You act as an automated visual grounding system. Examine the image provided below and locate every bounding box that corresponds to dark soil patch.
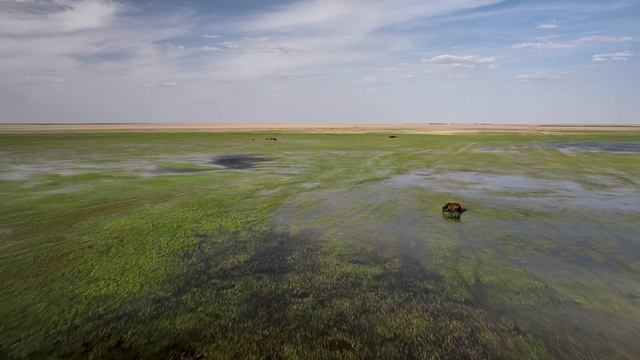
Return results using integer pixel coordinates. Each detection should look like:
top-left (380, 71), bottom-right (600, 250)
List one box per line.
top-left (211, 154), bottom-right (270, 169)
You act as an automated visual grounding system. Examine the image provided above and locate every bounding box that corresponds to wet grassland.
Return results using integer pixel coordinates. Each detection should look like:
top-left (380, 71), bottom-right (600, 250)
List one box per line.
top-left (1, 132), bottom-right (639, 359)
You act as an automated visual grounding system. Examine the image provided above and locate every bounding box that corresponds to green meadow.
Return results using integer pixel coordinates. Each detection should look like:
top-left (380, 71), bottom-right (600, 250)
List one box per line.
top-left (1, 132), bottom-right (639, 359)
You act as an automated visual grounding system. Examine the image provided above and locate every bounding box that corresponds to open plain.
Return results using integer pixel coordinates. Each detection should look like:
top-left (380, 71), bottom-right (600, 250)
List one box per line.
top-left (1, 125), bottom-right (639, 359)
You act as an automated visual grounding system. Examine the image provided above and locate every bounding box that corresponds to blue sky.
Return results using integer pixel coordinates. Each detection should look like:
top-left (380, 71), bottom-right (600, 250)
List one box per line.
top-left (0, 0), bottom-right (639, 123)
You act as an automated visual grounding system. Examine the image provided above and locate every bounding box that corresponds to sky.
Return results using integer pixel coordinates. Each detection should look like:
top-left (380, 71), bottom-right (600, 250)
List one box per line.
top-left (0, 0), bottom-right (639, 124)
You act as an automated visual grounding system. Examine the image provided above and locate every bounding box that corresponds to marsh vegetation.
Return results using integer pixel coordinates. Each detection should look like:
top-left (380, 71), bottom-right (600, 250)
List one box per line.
top-left (0, 132), bottom-right (639, 359)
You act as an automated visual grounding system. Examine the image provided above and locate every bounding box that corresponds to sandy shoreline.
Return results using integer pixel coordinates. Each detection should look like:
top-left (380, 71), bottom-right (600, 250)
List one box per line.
top-left (1, 123), bottom-right (639, 134)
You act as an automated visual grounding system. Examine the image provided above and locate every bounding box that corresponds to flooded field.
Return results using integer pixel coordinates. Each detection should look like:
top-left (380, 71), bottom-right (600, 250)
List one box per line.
top-left (0, 132), bottom-right (639, 359)
top-left (551, 141), bottom-right (640, 153)
top-left (390, 171), bottom-right (640, 212)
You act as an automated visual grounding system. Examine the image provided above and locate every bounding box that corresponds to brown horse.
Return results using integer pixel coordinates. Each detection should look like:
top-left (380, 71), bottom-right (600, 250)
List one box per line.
top-left (442, 202), bottom-right (465, 213)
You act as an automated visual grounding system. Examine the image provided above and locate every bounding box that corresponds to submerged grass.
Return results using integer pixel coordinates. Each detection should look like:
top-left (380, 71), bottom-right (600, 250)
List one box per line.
top-left (0, 131), bottom-right (639, 359)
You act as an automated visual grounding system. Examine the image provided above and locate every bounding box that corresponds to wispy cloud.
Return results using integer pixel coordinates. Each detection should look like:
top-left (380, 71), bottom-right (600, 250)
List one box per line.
top-left (146, 81), bottom-right (179, 89)
top-left (197, 0), bottom-right (503, 82)
top-left (514, 34), bottom-right (634, 50)
top-left (577, 35), bottom-right (634, 44)
top-left (537, 23), bottom-right (559, 30)
top-left (199, 46), bottom-right (223, 52)
top-left (422, 54), bottom-right (498, 69)
top-left (0, 0), bottom-right (192, 80)
top-left (592, 52), bottom-right (634, 62)
top-left (513, 41), bottom-right (575, 49)
top-left (0, 0), bottom-right (123, 34)
top-left (517, 73), bottom-right (563, 81)
top-left (240, 0), bottom-right (500, 33)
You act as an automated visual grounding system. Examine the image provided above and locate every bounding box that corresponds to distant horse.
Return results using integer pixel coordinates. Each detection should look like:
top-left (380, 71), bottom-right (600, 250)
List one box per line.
top-left (442, 202), bottom-right (465, 213)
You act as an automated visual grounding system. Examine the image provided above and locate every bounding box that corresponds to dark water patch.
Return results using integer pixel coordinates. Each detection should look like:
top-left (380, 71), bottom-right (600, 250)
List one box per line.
top-left (551, 141), bottom-right (640, 153)
top-left (211, 154), bottom-right (270, 169)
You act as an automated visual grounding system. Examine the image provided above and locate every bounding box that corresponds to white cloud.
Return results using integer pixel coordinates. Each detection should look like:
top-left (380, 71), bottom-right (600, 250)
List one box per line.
top-left (577, 35), bottom-right (634, 43)
top-left (0, 0), bottom-right (192, 99)
top-left (0, 0), bottom-right (504, 86)
top-left (199, 46), bottom-right (222, 52)
top-left (242, 0), bottom-right (358, 31)
top-left (537, 23), bottom-right (558, 30)
top-left (517, 73), bottom-right (563, 81)
top-left (513, 41), bottom-right (575, 49)
top-left (5, 72), bottom-right (69, 85)
top-left (204, 0), bottom-right (502, 82)
top-left (218, 41), bottom-right (241, 49)
top-left (422, 54), bottom-right (498, 68)
top-left (0, 0), bottom-right (122, 34)
top-left (241, 1), bottom-right (499, 47)
top-left (146, 81), bottom-right (179, 88)
top-left (514, 34), bottom-right (634, 50)
top-left (591, 52), bottom-right (634, 62)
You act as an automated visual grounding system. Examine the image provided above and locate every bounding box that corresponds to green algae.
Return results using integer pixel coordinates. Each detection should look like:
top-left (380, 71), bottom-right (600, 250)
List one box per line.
top-left (0, 131), bottom-right (639, 358)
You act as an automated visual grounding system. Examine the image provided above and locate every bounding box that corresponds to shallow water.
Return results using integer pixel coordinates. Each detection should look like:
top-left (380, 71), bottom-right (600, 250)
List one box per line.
top-left (551, 141), bottom-right (640, 153)
top-left (0, 153), bottom-right (274, 180)
top-left (390, 171), bottom-right (640, 212)
top-left (274, 174), bottom-right (640, 357)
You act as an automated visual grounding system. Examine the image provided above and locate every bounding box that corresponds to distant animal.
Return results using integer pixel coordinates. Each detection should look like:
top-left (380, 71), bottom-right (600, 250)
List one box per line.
top-left (388, 135), bottom-right (397, 139)
top-left (265, 137), bottom-right (278, 141)
top-left (442, 202), bottom-right (465, 213)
